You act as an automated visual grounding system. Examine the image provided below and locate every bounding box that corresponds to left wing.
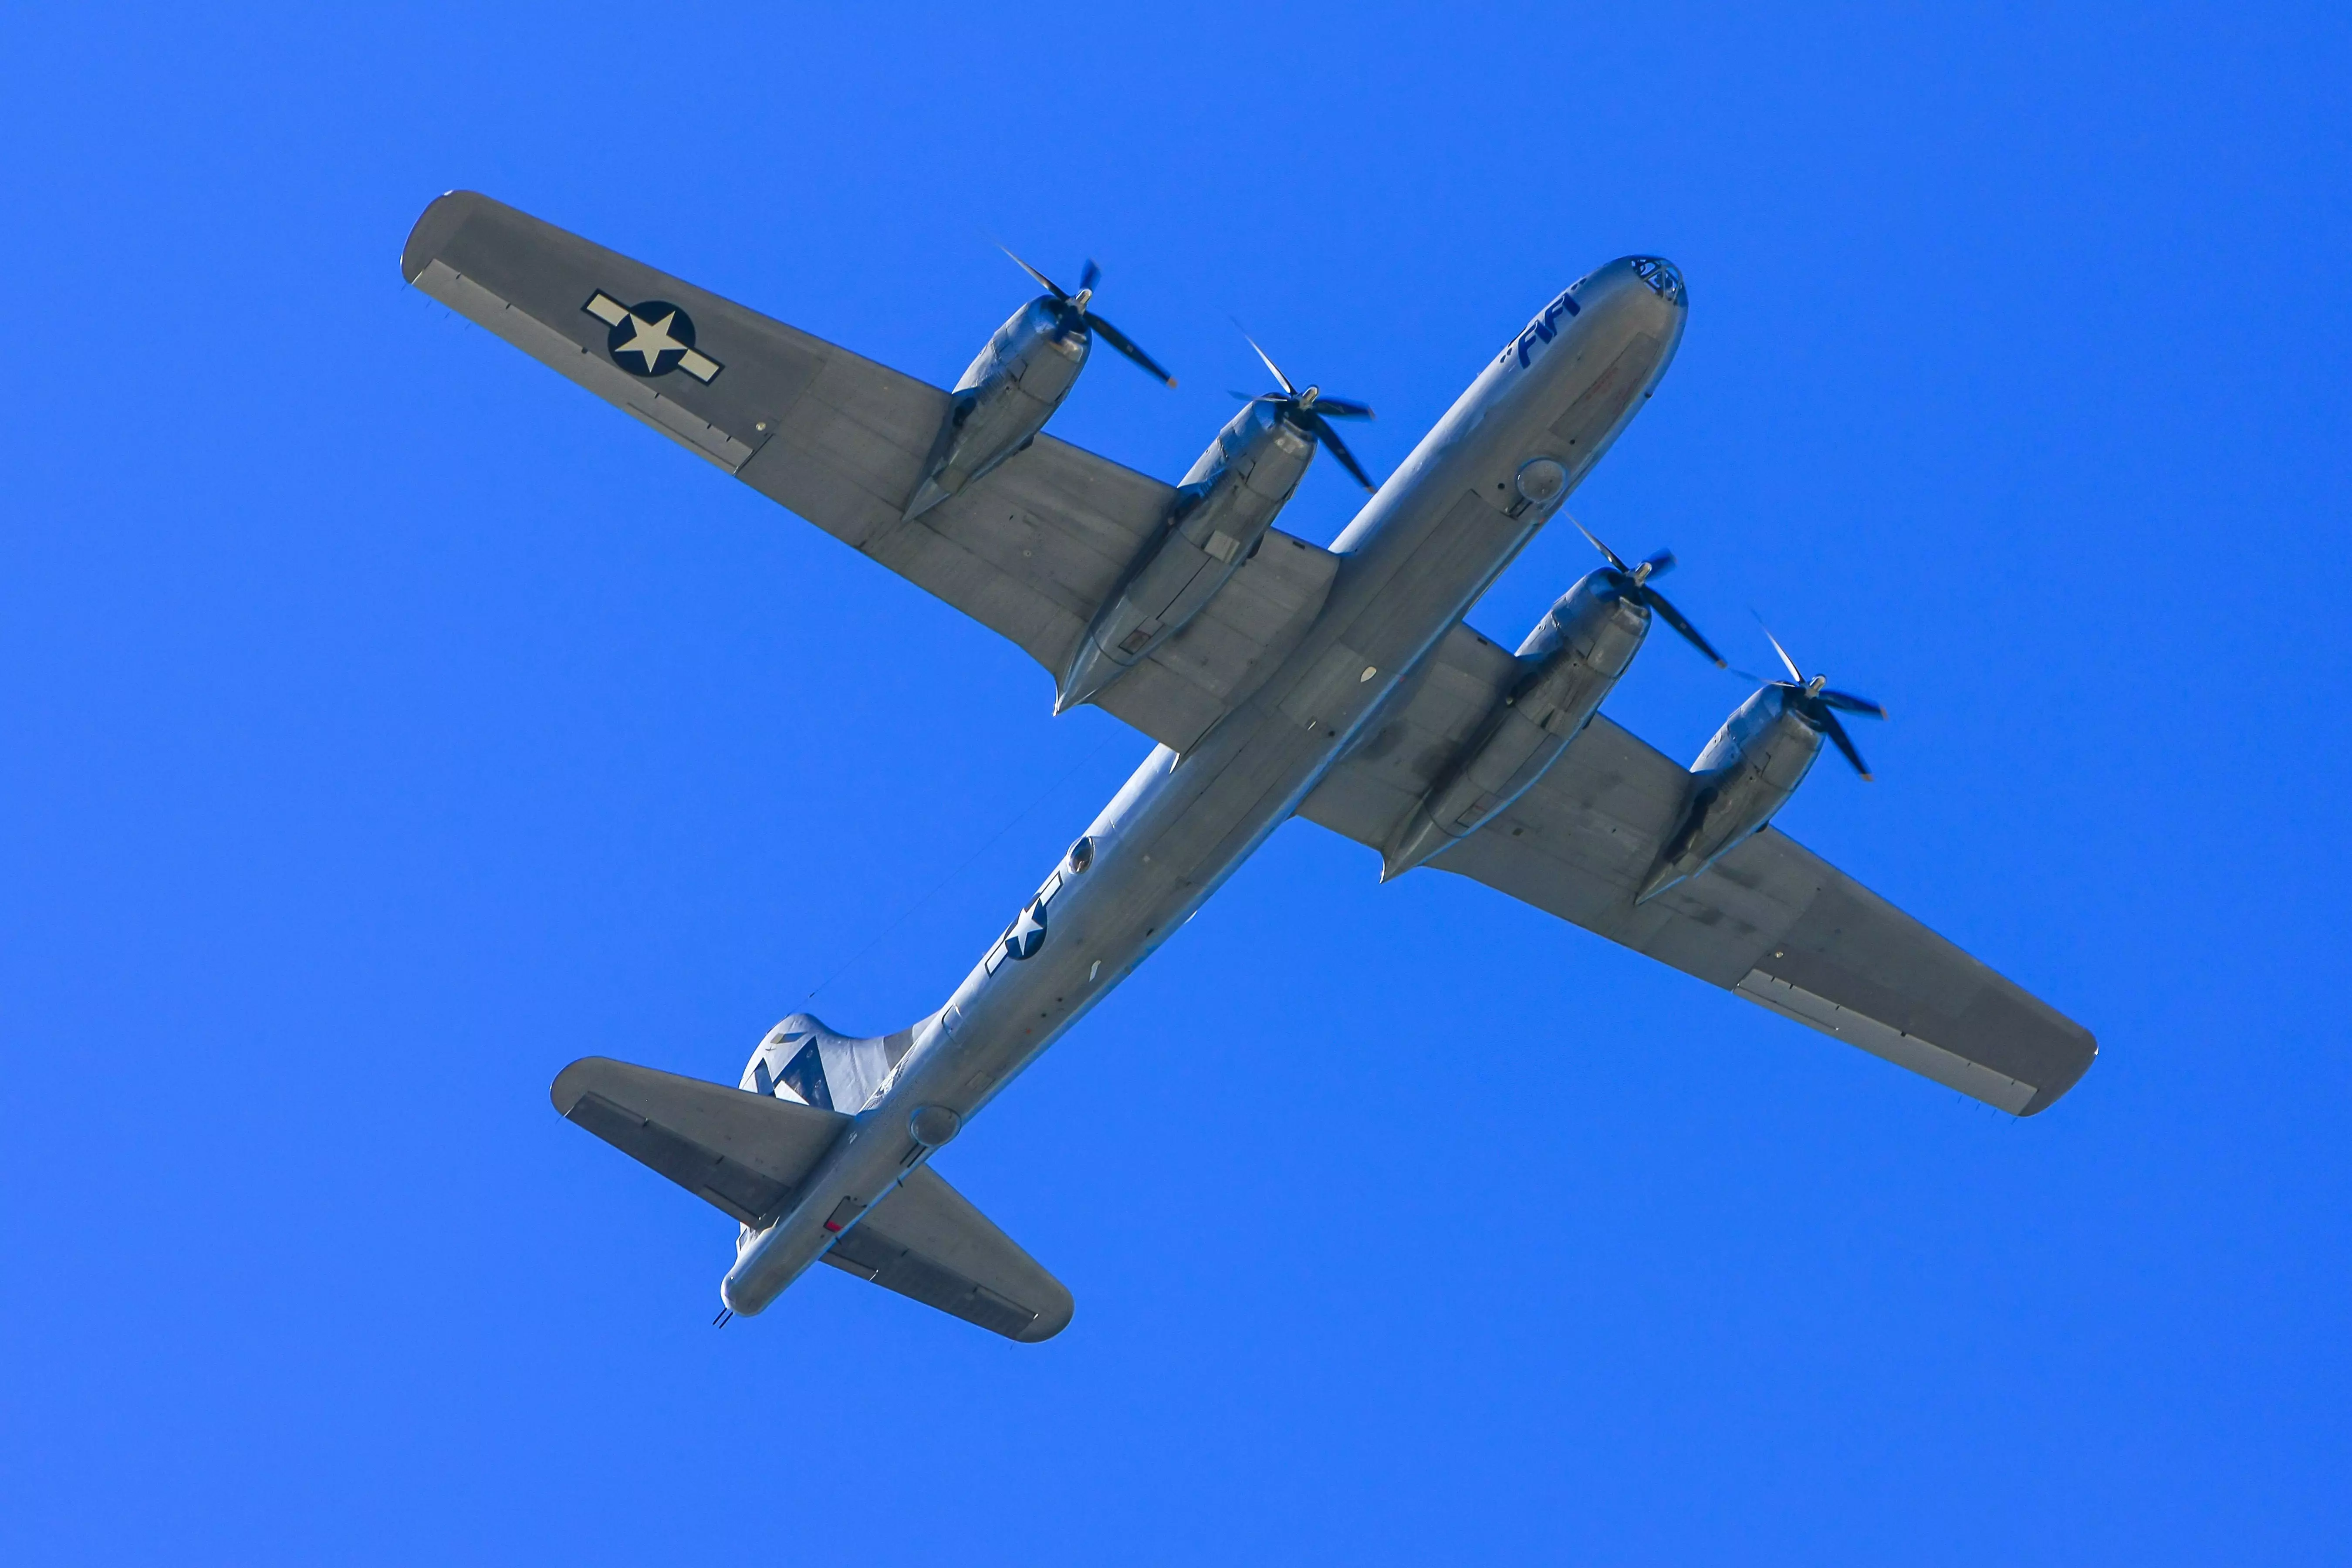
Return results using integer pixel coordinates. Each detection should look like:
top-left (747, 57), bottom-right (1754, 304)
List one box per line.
top-left (1302, 626), bottom-right (2099, 1115)
top-left (401, 192), bottom-right (1332, 752)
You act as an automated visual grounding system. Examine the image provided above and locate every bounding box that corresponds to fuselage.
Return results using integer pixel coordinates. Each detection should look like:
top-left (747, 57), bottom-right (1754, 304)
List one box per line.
top-left (723, 257), bottom-right (1689, 1314)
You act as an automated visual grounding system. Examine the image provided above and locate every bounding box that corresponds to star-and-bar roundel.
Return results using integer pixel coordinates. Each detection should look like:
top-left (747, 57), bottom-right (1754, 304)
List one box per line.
top-left (987, 895), bottom-right (1050, 973)
top-left (582, 292), bottom-right (724, 384)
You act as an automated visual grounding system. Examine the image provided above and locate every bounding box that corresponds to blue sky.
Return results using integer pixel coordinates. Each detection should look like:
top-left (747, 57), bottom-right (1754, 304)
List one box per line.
top-left (4, 2), bottom-right (2349, 1561)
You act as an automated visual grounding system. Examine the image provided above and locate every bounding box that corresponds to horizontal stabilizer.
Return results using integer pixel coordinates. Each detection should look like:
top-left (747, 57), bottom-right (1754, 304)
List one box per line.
top-left (552, 1056), bottom-right (848, 1226)
top-left (825, 1167), bottom-right (1074, 1342)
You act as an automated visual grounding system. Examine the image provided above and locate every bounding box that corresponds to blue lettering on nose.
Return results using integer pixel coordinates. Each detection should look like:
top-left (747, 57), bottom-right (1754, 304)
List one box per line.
top-left (1507, 288), bottom-right (1583, 368)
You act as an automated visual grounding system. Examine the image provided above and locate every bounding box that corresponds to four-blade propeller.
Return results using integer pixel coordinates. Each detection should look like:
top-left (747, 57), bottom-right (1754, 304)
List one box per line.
top-left (1236, 330), bottom-right (1380, 491)
top-left (1568, 517), bottom-right (1727, 667)
top-left (1748, 619), bottom-right (1889, 780)
top-left (997, 260), bottom-right (1889, 770)
top-left (1001, 248), bottom-right (1178, 387)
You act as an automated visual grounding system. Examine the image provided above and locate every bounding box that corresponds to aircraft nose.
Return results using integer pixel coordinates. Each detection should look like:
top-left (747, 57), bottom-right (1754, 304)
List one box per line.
top-left (1625, 256), bottom-right (1686, 308)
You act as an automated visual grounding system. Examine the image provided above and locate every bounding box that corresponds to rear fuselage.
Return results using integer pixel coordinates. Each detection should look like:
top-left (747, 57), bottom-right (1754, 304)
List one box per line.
top-left (723, 258), bottom-right (1689, 1314)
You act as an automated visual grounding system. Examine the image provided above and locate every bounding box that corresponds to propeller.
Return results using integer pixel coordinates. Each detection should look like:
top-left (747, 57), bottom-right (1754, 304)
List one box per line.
top-left (1567, 517), bottom-right (1726, 667)
top-left (1000, 248), bottom-right (1176, 387)
top-left (1746, 618), bottom-right (1888, 780)
top-left (1234, 330), bottom-right (1379, 490)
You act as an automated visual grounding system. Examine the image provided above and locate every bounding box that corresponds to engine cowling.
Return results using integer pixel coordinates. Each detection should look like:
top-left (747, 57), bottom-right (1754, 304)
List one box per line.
top-left (1054, 396), bottom-right (1316, 712)
top-left (1636, 686), bottom-right (1825, 902)
top-left (902, 297), bottom-right (1090, 521)
top-left (1379, 564), bottom-right (1652, 878)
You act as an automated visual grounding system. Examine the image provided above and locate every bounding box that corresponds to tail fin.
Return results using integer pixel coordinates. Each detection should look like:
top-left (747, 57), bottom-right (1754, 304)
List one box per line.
top-left (740, 1012), bottom-right (920, 1114)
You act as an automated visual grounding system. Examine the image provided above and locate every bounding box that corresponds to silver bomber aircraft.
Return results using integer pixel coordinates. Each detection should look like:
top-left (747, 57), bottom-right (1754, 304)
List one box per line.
top-left (402, 193), bottom-right (2097, 1342)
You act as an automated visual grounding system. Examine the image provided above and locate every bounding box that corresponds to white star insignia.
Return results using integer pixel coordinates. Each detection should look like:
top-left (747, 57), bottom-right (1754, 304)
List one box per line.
top-left (582, 292), bottom-right (724, 384)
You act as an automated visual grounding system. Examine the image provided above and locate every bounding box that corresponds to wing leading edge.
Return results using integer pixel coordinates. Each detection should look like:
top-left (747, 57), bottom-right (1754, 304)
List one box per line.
top-left (401, 191), bottom-right (1334, 754)
top-left (1302, 626), bottom-right (2097, 1115)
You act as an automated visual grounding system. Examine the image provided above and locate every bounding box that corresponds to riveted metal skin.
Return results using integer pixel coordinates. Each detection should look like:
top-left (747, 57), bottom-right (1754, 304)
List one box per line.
top-left (902, 297), bottom-right (1091, 520)
top-left (723, 258), bottom-right (1686, 1317)
top-left (1056, 398), bottom-right (1317, 712)
top-left (1381, 565), bottom-right (1653, 879)
top-left (1638, 686), bottom-right (1827, 903)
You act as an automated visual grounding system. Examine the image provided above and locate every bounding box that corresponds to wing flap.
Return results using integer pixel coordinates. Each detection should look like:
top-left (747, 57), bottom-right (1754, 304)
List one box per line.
top-left (551, 1057), bottom-right (848, 1226)
top-left (1304, 626), bottom-right (2098, 1113)
top-left (822, 1166), bottom-right (1074, 1342)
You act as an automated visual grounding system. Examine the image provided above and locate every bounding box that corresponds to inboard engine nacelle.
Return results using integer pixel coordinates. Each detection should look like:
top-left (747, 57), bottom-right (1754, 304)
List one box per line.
top-left (1057, 340), bottom-right (1376, 714)
top-left (1382, 521), bottom-right (1724, 879)
top-left (1055, 396), bottom-right (1316, 712)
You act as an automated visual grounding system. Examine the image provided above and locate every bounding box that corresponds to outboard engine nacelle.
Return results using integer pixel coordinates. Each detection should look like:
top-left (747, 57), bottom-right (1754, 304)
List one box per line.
top-left (1637, 686), bottom-right (1825, 903)
top-left (902, 299), bottom-right (1087, 521)
top-left (1382, 523), bottom-right (1724, 879)
top-left (1637, 631), bottom-right (1885, 903)
top-left (903, 254), bottom-right (1174, 523)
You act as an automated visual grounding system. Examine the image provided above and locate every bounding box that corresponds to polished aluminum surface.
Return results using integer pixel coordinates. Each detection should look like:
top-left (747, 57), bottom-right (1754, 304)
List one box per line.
top-left (1638, 685), bottom-right (1827, 903)
top-left (1379, 566), bottom-right (1654, 878)
top-left (902, 296), bottom-right (1090, 520)
top-left (1056, 398), bottom-right (1318, 710)
top-left (724, 259), bottom-right (1686, 1313)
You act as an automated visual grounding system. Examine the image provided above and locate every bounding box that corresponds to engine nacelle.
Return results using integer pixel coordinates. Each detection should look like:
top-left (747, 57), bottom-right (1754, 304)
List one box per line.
top-left (902, 296), bottom-right (1090, 520)
top-left (1379, 566), bottom-right (1655, 877)
top-left (1636, 686), bottom-right (1825, 902)
top-left (1055, 397), bottom-right (1316, 712)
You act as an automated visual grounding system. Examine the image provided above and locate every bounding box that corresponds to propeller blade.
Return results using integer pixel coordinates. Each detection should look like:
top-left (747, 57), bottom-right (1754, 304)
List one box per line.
top-left (1084, 310), bottom-right (1177, 387)
top-left (1240, 329), bottom-right (1297, 397)
top-left (1079, 257), bottom-right (1102, 294)
top-left (1819, 688), bottom-right (1888, 719)
top-left (1636, 586), bottom-right (1726, 667)
top-left (1639, 548), bottom-right (1677, 578)
top-left (999, 245), bottom-right (1067, 301)
top-left (1757, 618), bottom-right (1805, 684)
top-left (1567, 514), bottom-right (1633, 575)
top-left (1306, 412), bottom-right (1376, 490)
top-left (1306, 395), bottom-right (1375, 419)
top-left (1816, 705), bottom-right (1874, 780)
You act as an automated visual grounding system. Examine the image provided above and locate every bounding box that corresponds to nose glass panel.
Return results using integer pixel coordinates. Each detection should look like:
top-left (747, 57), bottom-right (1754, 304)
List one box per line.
top-left (1629, 257), bottom-right (1686, 307)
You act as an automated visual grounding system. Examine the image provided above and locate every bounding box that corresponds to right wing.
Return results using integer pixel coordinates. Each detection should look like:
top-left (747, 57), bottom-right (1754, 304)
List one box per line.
top-left (401, 191), bottom-right (1334, 753)
top-left (1303, 626), bottom-right (2099, 1115)
top-left (823, 1167), bottom-right (1075, 1343)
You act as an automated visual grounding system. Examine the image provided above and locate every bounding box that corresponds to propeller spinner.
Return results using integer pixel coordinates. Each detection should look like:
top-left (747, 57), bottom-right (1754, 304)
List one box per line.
top-left (1233, 331), bottom-right (1379, 491)
top-left (1748, 620), bottom-right (1888, 780)
top-left (1568, 517), bottom-right (1727, 667)
top-left (1000, 249), bottom-right (1176, 387)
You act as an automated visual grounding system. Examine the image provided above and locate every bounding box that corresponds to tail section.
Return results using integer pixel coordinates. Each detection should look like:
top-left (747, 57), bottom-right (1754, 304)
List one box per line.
top-left (551, 1016), bottom-right (1072, 1341)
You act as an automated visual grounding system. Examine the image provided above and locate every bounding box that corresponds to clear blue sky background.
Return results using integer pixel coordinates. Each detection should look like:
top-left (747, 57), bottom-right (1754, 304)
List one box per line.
top-left (5, 3), bottom-right (2348, 1561)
